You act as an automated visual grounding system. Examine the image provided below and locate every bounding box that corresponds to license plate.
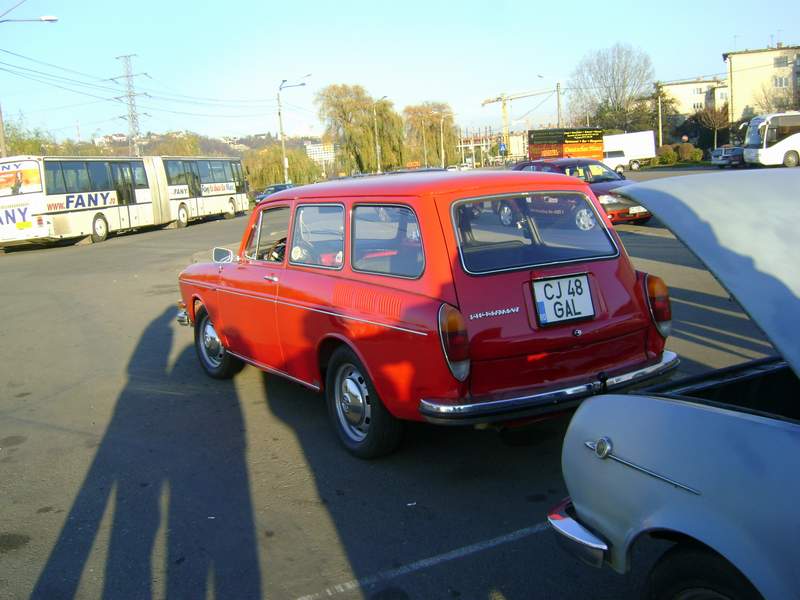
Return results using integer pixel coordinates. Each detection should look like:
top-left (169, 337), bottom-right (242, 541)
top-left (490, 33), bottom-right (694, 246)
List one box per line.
top-left (629, 206), bottom-right (647, 214)
top-left (532, 275), bottom-right (595, 326)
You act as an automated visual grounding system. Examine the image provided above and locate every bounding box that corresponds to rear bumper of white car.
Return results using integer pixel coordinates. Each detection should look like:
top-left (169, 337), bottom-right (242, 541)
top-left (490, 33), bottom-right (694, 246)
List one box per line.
top-left (547, 497), bottom-right (608, 568)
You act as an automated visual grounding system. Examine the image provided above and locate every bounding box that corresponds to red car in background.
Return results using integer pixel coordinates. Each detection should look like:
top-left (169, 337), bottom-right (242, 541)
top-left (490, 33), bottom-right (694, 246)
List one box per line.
top-left (512, 158), bottom-right (652, 225)
top-left (177, 171), bottom-right (677, 458)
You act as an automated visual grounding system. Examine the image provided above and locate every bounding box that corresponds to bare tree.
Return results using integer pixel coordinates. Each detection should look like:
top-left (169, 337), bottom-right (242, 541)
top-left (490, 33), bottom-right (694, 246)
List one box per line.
top-left (754, 83), bottom-right (795, 114)
top-left (695, 103), bottom-right (729, 148)
top-left (567, 43), bottom-right (654, 129)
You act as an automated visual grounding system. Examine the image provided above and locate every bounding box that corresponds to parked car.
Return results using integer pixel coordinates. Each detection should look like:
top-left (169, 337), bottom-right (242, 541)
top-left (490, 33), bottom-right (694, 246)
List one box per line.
top-left (710, 145), bottom-right (745, 168)
top-left (511, 158), bottom-right (651, 225)
top-left (255, 182), bottom-right (293, 201)
top-left (176, 170), bottom-right (677, 458)
top-left (548, 169), bottom-right (800, 600)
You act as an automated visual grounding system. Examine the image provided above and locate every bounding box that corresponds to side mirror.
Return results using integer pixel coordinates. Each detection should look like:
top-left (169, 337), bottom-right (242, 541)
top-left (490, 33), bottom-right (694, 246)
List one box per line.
top-left (212, 247), bottom-right (234, 264)
top-left (618, 172), bottom-right (626, 180)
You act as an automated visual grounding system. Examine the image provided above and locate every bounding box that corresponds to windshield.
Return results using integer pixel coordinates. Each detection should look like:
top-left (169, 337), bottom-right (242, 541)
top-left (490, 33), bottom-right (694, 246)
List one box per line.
top-left (585, 163), bottom-right (621, 183)
top-left (0, 160), bottom-right (43, 197)
top-left (454, 192), bottom-right (617, 274)
top-left (744, 119), bottom-right (765, 148)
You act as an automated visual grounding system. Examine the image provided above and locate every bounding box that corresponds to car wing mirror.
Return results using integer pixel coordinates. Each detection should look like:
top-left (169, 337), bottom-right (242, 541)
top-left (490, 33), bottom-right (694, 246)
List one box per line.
top-left (212, 247), bottom-right (235, 264)
top-left (618, 172), bottom-right (626, 179)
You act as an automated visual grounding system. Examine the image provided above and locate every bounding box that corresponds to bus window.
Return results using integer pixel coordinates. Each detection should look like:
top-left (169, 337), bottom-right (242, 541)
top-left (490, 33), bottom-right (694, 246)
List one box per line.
top-left (165, 160), bottom-right (186, 185)
top-left (61, 161), bottom-right (92, 194)
top-left (223, 161), bottom-right (233, 182)
top-left (197, 160), bottom-right (213, 184)
top-left (87, 161), bottom-right (112, 191)
top-left (132, 161), bottom-right (148, 189)
top-left (210, 160), bottom-right (227, 183)
top-left (45, 162), bottom-right (66, 195)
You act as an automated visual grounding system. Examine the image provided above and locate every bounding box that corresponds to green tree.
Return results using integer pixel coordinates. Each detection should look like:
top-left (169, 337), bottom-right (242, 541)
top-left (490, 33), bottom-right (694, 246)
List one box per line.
top-left (403, 102), bottom-right (458, 168)
top-left (146, 133), bottom-right (202, 156)
top-left (242, 145), bottom-right (321, 191)
top-left (316, 84), bottom-right (405, 174)
top-left (3, 117), bottom-right (53, 155)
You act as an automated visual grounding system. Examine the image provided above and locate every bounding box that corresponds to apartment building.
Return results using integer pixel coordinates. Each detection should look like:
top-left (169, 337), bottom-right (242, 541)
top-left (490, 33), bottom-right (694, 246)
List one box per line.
top-left (660, 77), bottom-right (728, 116)
top-left (723, 44), bottom-right (800, 121)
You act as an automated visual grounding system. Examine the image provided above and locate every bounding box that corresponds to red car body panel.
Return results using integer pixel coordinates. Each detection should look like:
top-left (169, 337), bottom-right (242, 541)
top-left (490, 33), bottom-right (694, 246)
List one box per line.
top-left (179, 171), bottom-right (669, 424)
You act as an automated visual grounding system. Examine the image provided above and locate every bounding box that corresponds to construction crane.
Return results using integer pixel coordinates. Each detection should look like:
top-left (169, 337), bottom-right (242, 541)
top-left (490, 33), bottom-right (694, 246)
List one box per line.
top-left (481, 85), bottom-right (560, 152)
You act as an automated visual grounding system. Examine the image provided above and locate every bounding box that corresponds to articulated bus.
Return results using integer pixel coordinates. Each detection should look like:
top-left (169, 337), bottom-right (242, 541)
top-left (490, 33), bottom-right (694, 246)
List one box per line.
top-left (743, 111), bottom-right (800, 167)
top-left (0, 155), bottom-right (248, 247)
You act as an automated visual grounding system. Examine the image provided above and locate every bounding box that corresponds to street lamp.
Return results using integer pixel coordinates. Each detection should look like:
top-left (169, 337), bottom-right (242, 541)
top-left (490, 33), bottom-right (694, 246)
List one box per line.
top-left (372, 95), bottom-right (387, 174)
top-left (433, 111), bottom-right (452, 169)
top-left (277, 74), bottom-right (310, 184)
top-left (0, 15), bottom-right (58, 23)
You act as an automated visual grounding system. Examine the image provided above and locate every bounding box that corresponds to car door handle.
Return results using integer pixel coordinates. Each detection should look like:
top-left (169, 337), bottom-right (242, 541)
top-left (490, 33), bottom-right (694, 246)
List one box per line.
top-left (263, 275), bottom-right (279, 282)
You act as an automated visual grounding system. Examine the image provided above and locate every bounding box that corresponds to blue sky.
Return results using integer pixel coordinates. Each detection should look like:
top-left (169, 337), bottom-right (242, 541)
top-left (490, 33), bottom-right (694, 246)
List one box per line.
top-left (1, 0), bottom-right (797, 141)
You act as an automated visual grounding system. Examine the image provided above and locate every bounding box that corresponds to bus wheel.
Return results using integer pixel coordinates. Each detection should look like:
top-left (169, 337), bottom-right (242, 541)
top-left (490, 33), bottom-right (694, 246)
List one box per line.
top-left (225, 199), bottom-right (236, 219)
top-left (91, 215), bottom-right (108, 243)
top-left (177, 204), bottom-right (188, 228)
top-left (629, 160), bottom-right (640, 170)
top-left (783, 151), bottom-right (799, 168)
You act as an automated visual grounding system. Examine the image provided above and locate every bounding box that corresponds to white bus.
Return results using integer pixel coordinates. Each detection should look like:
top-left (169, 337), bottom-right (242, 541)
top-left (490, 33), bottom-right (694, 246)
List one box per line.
top-left (0, 155), bottom-right (248, 247)
top-left (743, 111), bottom-right (800, 167)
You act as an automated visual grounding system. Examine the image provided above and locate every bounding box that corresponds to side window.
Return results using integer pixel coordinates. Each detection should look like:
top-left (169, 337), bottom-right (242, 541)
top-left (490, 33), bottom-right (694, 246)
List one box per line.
top-left (243, 212), bottom-right (262, 260)
top-left (210, 160), bottom-right (227, 183)
top-left (165, 160), bottom-right (185, 185)
top-left (44, 162), bottom-right (66, 195)
top-left (255, 206), bottom-right (291, 262)
top-left (353, 205), bottom-right (424, 278)
top-left (61, 161), bottom-right (91, 193)
top-left (87, 161), bottom-right (112, 191)
top-left (290, 205), bottom-right (345, 268)
top-left (223, 161), bottom-right (234, 182)
top-left (132, 161), bottom-right (148, 188)
top-left (197, 160), bottom-right (213, 184)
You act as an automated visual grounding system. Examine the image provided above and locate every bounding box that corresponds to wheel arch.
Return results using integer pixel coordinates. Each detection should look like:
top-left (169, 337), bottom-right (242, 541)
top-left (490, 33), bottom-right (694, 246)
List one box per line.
top-left (316, 334), bottom-right (365, 393)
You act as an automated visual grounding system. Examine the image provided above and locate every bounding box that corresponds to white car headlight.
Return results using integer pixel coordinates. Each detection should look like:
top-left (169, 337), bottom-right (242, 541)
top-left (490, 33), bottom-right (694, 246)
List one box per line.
top-left (597, 194), bottom-right (617, 205)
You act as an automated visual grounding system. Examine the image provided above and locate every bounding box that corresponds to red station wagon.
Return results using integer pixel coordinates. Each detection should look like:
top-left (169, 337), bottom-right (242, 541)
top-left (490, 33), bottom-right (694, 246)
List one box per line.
top-left (177, 171), bottom-right (678, 457)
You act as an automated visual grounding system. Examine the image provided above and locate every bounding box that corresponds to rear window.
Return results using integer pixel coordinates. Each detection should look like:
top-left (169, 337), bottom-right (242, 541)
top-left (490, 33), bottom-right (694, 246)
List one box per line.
top-left (453, 192), bottom-right (617, 274)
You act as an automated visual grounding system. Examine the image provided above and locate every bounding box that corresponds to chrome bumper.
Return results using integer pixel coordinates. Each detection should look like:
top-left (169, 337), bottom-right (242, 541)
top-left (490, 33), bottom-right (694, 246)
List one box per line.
top-left (419, 350), bottom-right (678, 424)
top-left (547, 498), bottom-right (608, 568)
top-left (176, 308), bottom-right (191, 327)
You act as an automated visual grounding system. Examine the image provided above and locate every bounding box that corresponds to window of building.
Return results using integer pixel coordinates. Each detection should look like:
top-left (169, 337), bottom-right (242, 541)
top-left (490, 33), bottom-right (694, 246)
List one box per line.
top-left (774, 56), bottom-right (789, 68)
top-left (352, 206), bottom-right (424, 278)
top-left (290, 205), bottom-right (344, 268)
top-left (774, 76), bottom-right (789, 88)
top-left (693, 102), bottom-right (705, 110)
top-left (694, 87), bottom-right (704, 95)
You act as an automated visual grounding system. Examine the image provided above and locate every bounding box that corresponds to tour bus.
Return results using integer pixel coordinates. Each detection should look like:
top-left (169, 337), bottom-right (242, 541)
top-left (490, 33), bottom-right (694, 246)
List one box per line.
top-left (0, 155), bottom-right (248, 247)
top-left (743, 111), bottom-right (800, 167)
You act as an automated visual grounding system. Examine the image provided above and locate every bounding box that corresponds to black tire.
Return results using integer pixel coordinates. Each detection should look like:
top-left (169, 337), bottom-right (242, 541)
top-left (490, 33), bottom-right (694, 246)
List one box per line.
top-left (193, 307), bottom-right (242, 379)
top-left (176, 203), bottom-right (189, 228)
top-left (783, 151), bottom-right (799, 168)
top-left (645, 544), bottom-right (761, 600)
top-left (91, 214), bottom-right (108, 243)
top-left (615, 165), bottom-right (625, 175)
top-left (225, 199), bottom-right (236, 219)
top-left (630, 160), bottom-right (640, 171)
top-left (325, 346), bottom-right (403, 458)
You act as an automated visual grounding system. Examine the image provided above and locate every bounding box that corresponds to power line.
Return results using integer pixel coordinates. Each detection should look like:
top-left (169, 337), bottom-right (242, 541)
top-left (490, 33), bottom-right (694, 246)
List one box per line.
top-left (0, 47), bottom-right (110, 82)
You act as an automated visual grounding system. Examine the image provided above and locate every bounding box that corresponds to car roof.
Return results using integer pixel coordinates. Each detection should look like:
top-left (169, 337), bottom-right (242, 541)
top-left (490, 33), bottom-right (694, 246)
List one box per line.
top-left (258, 170), bottom-right (584, 205)
top-left (618, 169), bottom-right (800, 375)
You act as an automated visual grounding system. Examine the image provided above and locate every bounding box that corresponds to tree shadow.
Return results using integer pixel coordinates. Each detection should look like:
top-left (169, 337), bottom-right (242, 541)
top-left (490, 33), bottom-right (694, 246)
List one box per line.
top-left (31, 306), bottom-right (261, 599)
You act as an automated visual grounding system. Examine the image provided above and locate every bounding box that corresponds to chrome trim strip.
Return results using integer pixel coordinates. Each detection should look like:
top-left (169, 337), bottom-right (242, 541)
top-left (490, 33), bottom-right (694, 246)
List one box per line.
top-left (228, 351), bottom-right (320, 391)
top-left (184, 281), bottom-right (217, 291)
top-left (273, 298), bottom-right (428, 336)
top-left (179, 281), bottom-right (427, 337)
top-left (450, 190), bottom-right (620, 276)
top-left (584, 440), bottom-right (700, 495)
top-left (419, 350), bottom-right (679, 418)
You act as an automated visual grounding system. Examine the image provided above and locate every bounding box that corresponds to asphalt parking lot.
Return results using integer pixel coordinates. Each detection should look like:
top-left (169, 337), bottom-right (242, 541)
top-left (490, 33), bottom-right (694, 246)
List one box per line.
top-left (0, 168), bottom-right (773, 599)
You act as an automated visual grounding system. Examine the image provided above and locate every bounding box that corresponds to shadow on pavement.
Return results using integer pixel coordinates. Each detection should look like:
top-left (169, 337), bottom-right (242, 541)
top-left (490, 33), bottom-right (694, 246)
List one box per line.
top-left (31, 307), bottom-right (261, 599)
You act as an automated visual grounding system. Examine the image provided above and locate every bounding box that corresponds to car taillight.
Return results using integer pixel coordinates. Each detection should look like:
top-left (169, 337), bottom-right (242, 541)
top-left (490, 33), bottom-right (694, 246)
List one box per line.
top-left (645, 274), bottom-right (672, 338)
top-left (438, 303), bottom-right (470, 381)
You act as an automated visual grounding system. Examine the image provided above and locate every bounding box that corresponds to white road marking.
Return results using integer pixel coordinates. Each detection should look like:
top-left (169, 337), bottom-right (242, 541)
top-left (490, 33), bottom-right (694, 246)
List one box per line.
top-left (295, 522), bottom-right (549, 600)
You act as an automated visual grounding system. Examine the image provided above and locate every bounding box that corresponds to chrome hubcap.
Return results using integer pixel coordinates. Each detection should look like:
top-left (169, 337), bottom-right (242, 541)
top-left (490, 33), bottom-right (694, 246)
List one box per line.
top-left (95, 219), bottom-right (106, 236)
top-left (334, 364), bottom-right (371, 442)
top-left (575, 208), bottom-right (596, 231)
top-left (200, 318), bottom-right (224, 367)
top-left (180, 207), bottom-right (187, 223)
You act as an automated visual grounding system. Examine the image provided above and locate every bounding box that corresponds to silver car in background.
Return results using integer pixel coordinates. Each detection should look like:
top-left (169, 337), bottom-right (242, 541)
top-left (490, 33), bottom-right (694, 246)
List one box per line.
top-left (548, 170), bottom-right (799, 600)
